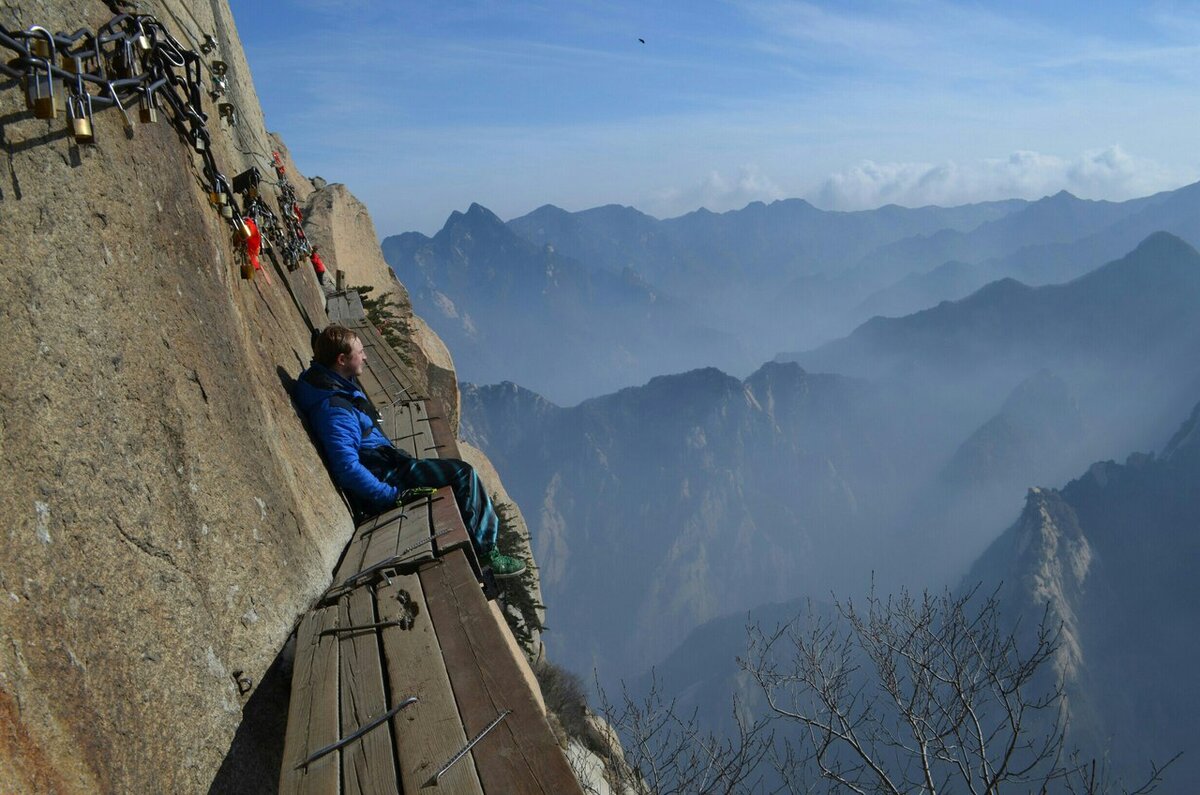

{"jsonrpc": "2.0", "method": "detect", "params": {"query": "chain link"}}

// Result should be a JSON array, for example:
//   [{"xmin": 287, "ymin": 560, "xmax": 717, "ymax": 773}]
[{"xmin": 2, "ymin": 14, "xmax": 246, "ymax": 236}]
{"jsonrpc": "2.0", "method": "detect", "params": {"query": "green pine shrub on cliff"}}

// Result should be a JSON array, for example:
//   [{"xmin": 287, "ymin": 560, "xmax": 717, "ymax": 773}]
[
  {"xmin": 495, "ymin": 499, "xmax": 545, "ymax": 653},
  {"xmin": 349, "ymin": 284, "xmax": 412, "ymax": 365}
]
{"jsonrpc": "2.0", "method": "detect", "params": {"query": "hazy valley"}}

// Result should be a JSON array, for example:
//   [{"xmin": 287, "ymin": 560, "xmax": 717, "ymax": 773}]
[{"xmin": 387, "ymin": 185, "xmax": 1200, "ymax": 788}]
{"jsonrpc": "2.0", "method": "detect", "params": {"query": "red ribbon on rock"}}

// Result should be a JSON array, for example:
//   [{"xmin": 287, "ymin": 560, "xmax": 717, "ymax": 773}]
[{"xmin": 244, "ymin": 218, "xmax": 272, "ymax": 285}]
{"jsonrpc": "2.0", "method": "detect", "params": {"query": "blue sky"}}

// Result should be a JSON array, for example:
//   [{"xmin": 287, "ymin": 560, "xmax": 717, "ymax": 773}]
[{"xmin": 230, "ymin": 1, "xmax": 1200, "ymax": 236}]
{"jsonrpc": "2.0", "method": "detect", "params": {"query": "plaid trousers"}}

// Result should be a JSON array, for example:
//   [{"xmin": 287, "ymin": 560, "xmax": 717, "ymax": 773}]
[{"xmin": 371, "ymin": 451, "xmax": 499, "ymax": 552}]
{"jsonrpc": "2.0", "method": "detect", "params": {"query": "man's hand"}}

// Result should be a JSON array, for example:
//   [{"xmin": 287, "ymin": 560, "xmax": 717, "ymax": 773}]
[{"xmin": 397, "ymin": 486, "xmax": 438, "ymax": 506}]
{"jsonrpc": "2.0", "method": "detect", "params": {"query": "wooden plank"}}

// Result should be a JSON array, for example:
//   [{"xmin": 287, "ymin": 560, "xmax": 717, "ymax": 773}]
[
  {"xmin": 333, "ymin": 507, "xmax": 405, "ymax": 584},
  {"xmin": 409, "ymin": 401, "xmax": 441, "ymax": 460},
  {"xmin": 358, "ymin": 498, "xmax": 439, "ymax": 575},
  {"xmin": 359, "ymin": 325, "xmax": 409, "ymax": 386},
  {"xmin": 280, "ymin": 607, "xmax": 341, "ymax": 795},
  {"xmin": 376, "ymin": 573, "xmax": 485, "ymax": 795},
  {"xmin": 420, "ymin": 550, "xmax": 583, "ymax": 795},
  {"xmin": 379, "ymin": 403, "xmax": 419, "ymax": 456},
  {"xmin": 356, "ymin": 329, "xmax": 408, "ymax": 404},
  {"xmin": 421, "ymin": 398, "xmax": 461, "ymax": 459},
  {"xmin": 430, "ymin": 487, "xmax": 481, "ymax": 577},
  {"xmin": 338, "ymin": 589, "xmax": 399, "ymax": 795},
  {"xmin": 358, "ymin": 514, "xmax": 404, "ymax": 575},
  {"xmin": 393, "ymin": 502, "xmax": 437, "ymax": 569},
  {"xmin": 355, "ymin": 365, "xmax": 388, "ymax": 409},
  {"xmin": 327, "ymin": 292, "xmax": 367, "ymax": 323}
]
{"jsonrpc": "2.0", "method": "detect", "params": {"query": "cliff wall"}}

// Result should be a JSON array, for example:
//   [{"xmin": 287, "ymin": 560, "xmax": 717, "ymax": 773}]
[{"xmin": 0, "ymin": 2, "xmax": 475, "ymax": 791}]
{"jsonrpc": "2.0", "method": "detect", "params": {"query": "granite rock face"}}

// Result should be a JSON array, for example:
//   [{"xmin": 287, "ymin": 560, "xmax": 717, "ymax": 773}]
[{"xmin": 0, "ymin": 1, "xmax": 465, "ymax": 791}]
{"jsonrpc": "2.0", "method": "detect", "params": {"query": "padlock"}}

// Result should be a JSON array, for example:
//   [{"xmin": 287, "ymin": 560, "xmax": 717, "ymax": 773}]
[
  {"xmin": 221, "ymin": 204, "xmax": 233, "ymax": 219},
  {"xmin": 28, "ymin": 59, "xmax": 61, "ymax": 120},
  {"xmin": 192, "ymin": 129, "xmax": 207, "ymax": 152},
  {"xmin": 113, "ymin": 40, "xmax": 140, "ymax": 79},
  {"xmin": 210, "ymin": 62, "xmax": 229, "ymax": 97},
  {"xmin": 241, "ymin": 263, "xmax": 254, "ymax": 280},
  {"xmin": 68, "ymin": 92, "xmax": 95, "ymax": 144},
  {"xmin": 238, "ymin": 218, "xmax": 253, "ymax": 241},
  {"xmin": 138, "ymin": 89, "xmax": 158, "ymax": 123},
  {"xmin": 231, "ymin": 167, "xmax": 261, "ymax": 195},
  {"xmin": 135, "ymin": 21, "xmax": 152, "ymax": 52},
  {"xmin": 16, "ymin": 59, "xmax": 35, "ymax": 110}
]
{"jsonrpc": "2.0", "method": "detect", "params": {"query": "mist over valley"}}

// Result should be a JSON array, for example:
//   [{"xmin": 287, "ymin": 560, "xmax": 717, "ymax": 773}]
[{"xmin": 387, "ymin": 185, "xmax": 1200, "ymax": 787}]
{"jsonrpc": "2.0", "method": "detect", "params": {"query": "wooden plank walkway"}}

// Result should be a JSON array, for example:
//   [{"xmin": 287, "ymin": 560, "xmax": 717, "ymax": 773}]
[{"xmin": 282, "ymin": 296, "xmax": 581, "ymax": 794}]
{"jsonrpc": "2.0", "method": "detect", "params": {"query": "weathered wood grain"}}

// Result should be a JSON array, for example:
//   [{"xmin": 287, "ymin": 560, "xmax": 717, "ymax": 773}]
[
  {"xmin": 338, "ymin": 589, "xmax": 399, "ymax": 795},
  {"xmin": 279, "ymin": 607, "xmax": 341, "ymax": 795},
  {"xmin": 421, "ymin": 550, "xmax": 582, "ymax": 795},
  {"xmin": 377, "ymin": 573, "xmax": 485, "ymax": 794}
]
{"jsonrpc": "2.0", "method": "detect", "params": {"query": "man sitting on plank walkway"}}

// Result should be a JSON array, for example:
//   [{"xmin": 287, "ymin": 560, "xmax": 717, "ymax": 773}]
[{"xmin": 294, "ymin": 324, "xmax": 526, "ymax": 577}]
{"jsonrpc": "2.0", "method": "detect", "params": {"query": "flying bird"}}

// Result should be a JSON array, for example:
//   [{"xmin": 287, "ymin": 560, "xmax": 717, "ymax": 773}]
[{"xmin": 638, "ymin": 38, "xmax": 645, "ymax": 44}]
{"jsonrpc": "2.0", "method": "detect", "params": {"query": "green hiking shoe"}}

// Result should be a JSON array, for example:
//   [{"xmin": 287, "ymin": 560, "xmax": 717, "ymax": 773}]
[{"xmin": 483, "ymin": 548, "xmax": 526, "ymax": 579}]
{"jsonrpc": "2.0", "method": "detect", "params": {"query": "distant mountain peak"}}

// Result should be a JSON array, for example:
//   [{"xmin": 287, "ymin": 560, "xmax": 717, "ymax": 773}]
[
  {"xmin": 437, "ymin": 203, "xmax": 508, "ymax": 237},
  {"xmin": 1128, "ymin": 229, "xmax": 1195, "ymax": 257},
  {"xmin": 466, "ymin": 202, "xmax": 501, "ymax": 221},
  {"xmin": 1162, "ymin": 399, "xmax": 1200, "ymax": 460}
]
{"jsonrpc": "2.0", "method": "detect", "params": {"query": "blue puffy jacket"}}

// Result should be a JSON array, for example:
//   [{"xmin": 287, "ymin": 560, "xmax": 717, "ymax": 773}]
[{"xmin": 292, "ymin": 362, "xmax": 400, "ymax": 512}]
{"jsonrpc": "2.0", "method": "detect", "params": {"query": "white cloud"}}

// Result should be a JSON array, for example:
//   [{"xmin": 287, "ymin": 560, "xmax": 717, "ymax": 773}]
[
  {"xmin": 646, "ymin": 165, "xmax": 785, "ymax": 217},
  {"xmin": 813, "ymin": 146, "xmax": 1178, "ymax": 210}
]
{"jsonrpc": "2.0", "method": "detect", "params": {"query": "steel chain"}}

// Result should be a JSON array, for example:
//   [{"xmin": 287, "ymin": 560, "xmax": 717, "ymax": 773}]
[{"xmin": 2, "ymin": 13, "xmax": 254, "ymax": 239}]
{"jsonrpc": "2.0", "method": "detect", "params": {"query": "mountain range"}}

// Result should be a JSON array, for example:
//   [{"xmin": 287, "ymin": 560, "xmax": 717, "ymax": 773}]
[
  {"xmin": 632, "ymin": 395, "xmax": 1200, "ymax": 789},
  {"xmin": 381, "ymin": 204, "xmax": 746, "ymax": 405},
  {"xmin": 385, "ymin": 183, "xmax": 1200, "ymax": 404},
  {"xmin": 461, "ymin": 232, "xmax": 1200, "ymax": 689}
]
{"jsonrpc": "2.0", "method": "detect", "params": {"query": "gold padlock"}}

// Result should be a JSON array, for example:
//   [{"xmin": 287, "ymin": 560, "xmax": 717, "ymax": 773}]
[
  {"xmin": 221, "ymin": 204, "xmax": 234, "ymax": 219},
  {"xmin": 135, "ymin": 22, "xmax": 152, "ymax": 52},
  {"xmin": 241, "ymin": 263, "xmax": 254, "ymax": 280},
  {"xmin": 29, "ymin": 60, "xmax": 60, "ymax": 120},
  {"xmin": 68, "ymin": 93, "xmax": 95, "ymax": 144},
  {"xmin": 71, "ymin": 115, "xmax": 94, "ymax": 143}
]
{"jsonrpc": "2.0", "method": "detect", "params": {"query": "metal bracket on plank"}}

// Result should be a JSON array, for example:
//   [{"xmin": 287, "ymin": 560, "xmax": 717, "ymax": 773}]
[
  {"xmin": 427, "ymin": 709, "xmax": 511, "ymax": 786},
  {"xmin": 321, "ymin": 528, "xmax": 455, "ymax": 602},
  {"xmin": 320, "ymin": 619, "xmax": 407, "ymax": 636},
  {"xmin": 295, "ymin": 697, "xmax": 419, "ymax": 769}
]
